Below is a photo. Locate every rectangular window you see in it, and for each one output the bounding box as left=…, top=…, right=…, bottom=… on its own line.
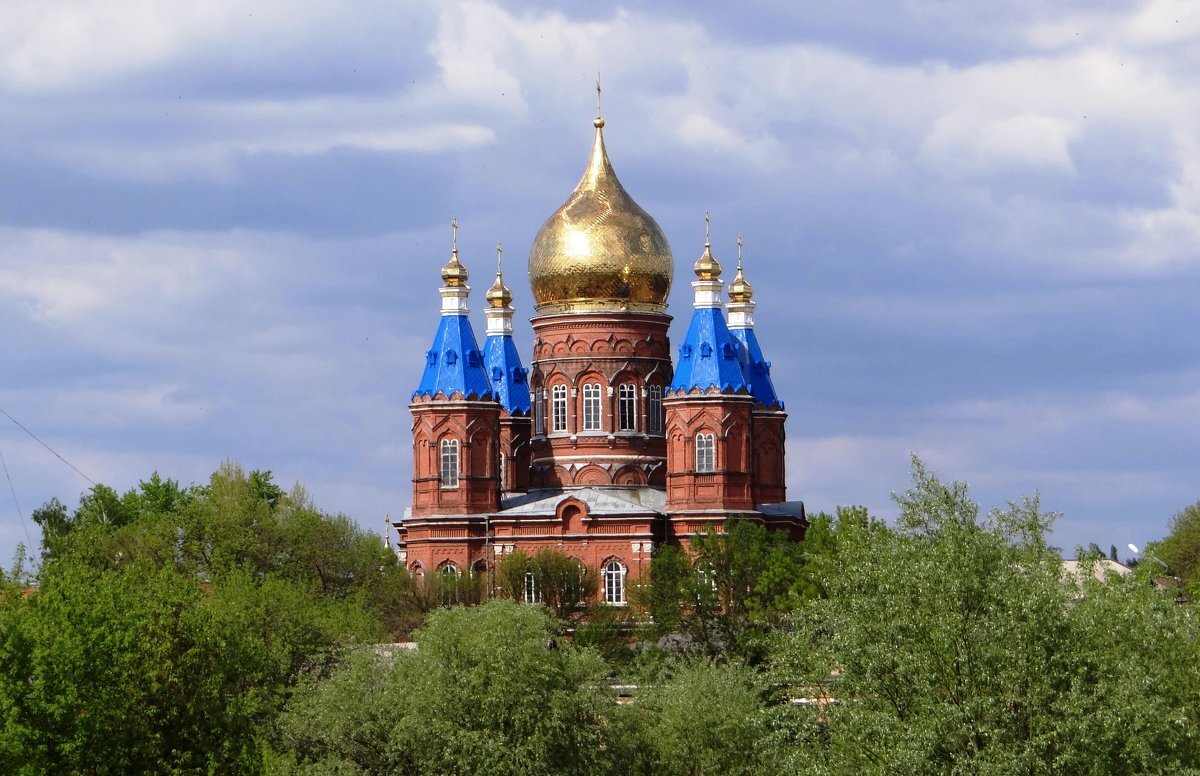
left=440, top=439, right=459, bottom=488
left=582, top=383, right=602, bottom=431
left=534, top=389, right=545, bottom=435
left=552, top=385, right=568, bottom=432
left=618, top=383, right=637, bottom=431
left=648, top=385, right=663, bottom=434
left=524, top=571, right=541, bottom=604
left=695, top=433, right=715, bottom=473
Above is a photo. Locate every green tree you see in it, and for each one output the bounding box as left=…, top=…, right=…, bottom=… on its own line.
left=614, top=660, right=779, bottom=776
left=278, top=600, right=615, bottom=775
left=775, top=457, right=1200, bottom=775
left=638, top=519, right=809, bottom=660
left=1154, top=500, right=1200, bottom=591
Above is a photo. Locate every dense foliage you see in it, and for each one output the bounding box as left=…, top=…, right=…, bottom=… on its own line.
left=2, top=457, right=1199, bottom=774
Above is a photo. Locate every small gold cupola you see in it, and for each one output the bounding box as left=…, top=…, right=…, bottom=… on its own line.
left=727, top=235, right=753, bottom=302
left=693, top=211, right=722, bottom=280
left=441, top=216, right=469, bottom=288
left=485, top=241, right=513, bottom=309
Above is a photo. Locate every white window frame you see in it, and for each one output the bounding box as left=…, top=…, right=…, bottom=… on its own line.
left=617, top=383, right=637, bottom=431
left=582, top=383, right=602, bottom=431
left=695, top=433, right=715, bottom=473
left=603, top=560, right=626, bottom=605
left=551, top=384, right=568, bottom=432
left=647, top=385, right=663, bottom=434
left=534, top=389, right=545, bottom=434
left=440, top=439, right=460, bottom=488
left=524, top=571, right=541, bottom=604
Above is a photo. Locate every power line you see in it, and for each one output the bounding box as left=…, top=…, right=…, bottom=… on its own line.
left=0, top=407, right=95, bottom=486
left=0, top=447, right=35, bottom=553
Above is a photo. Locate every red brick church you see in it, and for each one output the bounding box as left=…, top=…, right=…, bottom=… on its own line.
left=393, top=101, right=806, bottom=604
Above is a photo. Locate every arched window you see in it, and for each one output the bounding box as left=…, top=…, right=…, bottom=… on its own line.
left=647, top=385, right=664, bottom=434
left=524, top=571, right=541, bottom=604
left=551, top=384, right=568, bottom=432
left=603, top=560, right=626, bottom=605
left=440, top=439, right=459, bottom=488
left=695, top=433, right=715, bottom=473
left=439, top=563, right=459, bottom=578
left=617, top=383, right=637, bottom=431
left=582, top=383, right=602, bottom=431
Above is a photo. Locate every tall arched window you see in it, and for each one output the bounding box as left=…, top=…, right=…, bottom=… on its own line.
left=551, top=385, right=568, bottom=432
left=524, top=571, right=541, bottom=604
left=440, top=439, right=459, bottom=488
left=603, top=560, right=626, bottom=605
left=695, top=433, right=715, bottom=473
left=617, top=383, right=637, bottom=431
left=647, top=385, right=664, bottom=434
left=582, top=383, right=602, bottom=431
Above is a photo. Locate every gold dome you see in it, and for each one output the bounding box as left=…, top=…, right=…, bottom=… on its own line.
left=728, top=236, right=753, bottom=302
left=441, top=217, right=469, bottom=287
left=485, top=241, right=512, bottom=308
left=693, top=212, right=722, bottom=280
left=528, top=115, right=673, bottom=314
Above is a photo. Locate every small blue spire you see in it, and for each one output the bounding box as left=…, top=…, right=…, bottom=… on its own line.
left=670, top=308, right=751, bottom=395
left=483, top=334, right=531, bottom=413
left=412, top=222, right=493, bottom=401
left=729, top=328, right=780, bottom=408
left=413, top=315, right=492, bottom=400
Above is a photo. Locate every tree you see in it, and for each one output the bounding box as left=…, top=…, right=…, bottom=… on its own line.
left=774, top=457, right=1200, bottom=775
left=278, top=601, right=616, bottom=775
left=614, top=660, right=780, bottom=776
left=637, top=519, right=809, bottom=660
left=1154, top=500, right=1200, bottom=591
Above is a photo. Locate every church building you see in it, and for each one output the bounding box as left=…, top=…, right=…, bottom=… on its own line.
left=393, top=100, right=806, bottom=604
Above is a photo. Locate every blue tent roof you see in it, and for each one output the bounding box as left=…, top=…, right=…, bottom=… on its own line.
left=482, top=333, right=531, bottom=414
left=669, top=307, right=750, bottom=395
left=730, top=327, right=781, bottom=408
left=413, top=314, right=492, bottom=400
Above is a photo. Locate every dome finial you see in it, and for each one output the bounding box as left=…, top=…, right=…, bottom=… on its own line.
left=694, top=211, right=722, bottom=280
left=728, top=233, right=754, bottom=302
left=594, top=73, right=605, bottom=128
left=441, top=215, right=469, bottom=287
left=486, top=240, right=512, bottom=308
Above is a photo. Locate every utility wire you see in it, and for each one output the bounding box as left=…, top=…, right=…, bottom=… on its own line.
left=0, top=447, right=35, bottom=554
left=0, top=407, right=95, bottom=486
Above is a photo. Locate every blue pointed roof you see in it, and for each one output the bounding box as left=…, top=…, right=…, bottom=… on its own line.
left=413, top=314, right=492, bottom=400
left=730, top=327, right=781, bottom=408
left=669, top=307, right=750, bottom=395
left=483, top=333, right=531, bottom=414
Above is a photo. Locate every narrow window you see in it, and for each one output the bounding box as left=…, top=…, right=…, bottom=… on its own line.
left=582, top=383, right=602, bottom=431
left=534, top=389, right=545, bottom=434
left=440, top=439, right=459, bottom=488
left=618, top=383, right=637, bottom=431
left=552, top=385, right=568, bottom=432
left=524, top=571, right=541, bottom=604
left=647, top=385, right=663, bottom=434
left=604, top=560, right=626, bottom=605
left=695, top=433, right=715, bottom=473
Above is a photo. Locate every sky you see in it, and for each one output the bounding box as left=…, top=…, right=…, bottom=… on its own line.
left=1, top=0, right=1198, bottom=565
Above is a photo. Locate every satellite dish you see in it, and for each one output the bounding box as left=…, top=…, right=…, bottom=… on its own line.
left=1128, top=543, right=1140, bottom=555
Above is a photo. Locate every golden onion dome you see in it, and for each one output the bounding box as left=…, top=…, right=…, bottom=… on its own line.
left=528, top=111, right=673, bottom=314
left=441, top=217, right=469, bottom=287
left=727, top=236, right=753, bottom=302
left=693, top=213, right=722, bottom=280
left=485, top=241, right=513, bottom=308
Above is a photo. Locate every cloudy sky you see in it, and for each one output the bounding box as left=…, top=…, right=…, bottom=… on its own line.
left=1, top=0, right=1198, bottom=564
